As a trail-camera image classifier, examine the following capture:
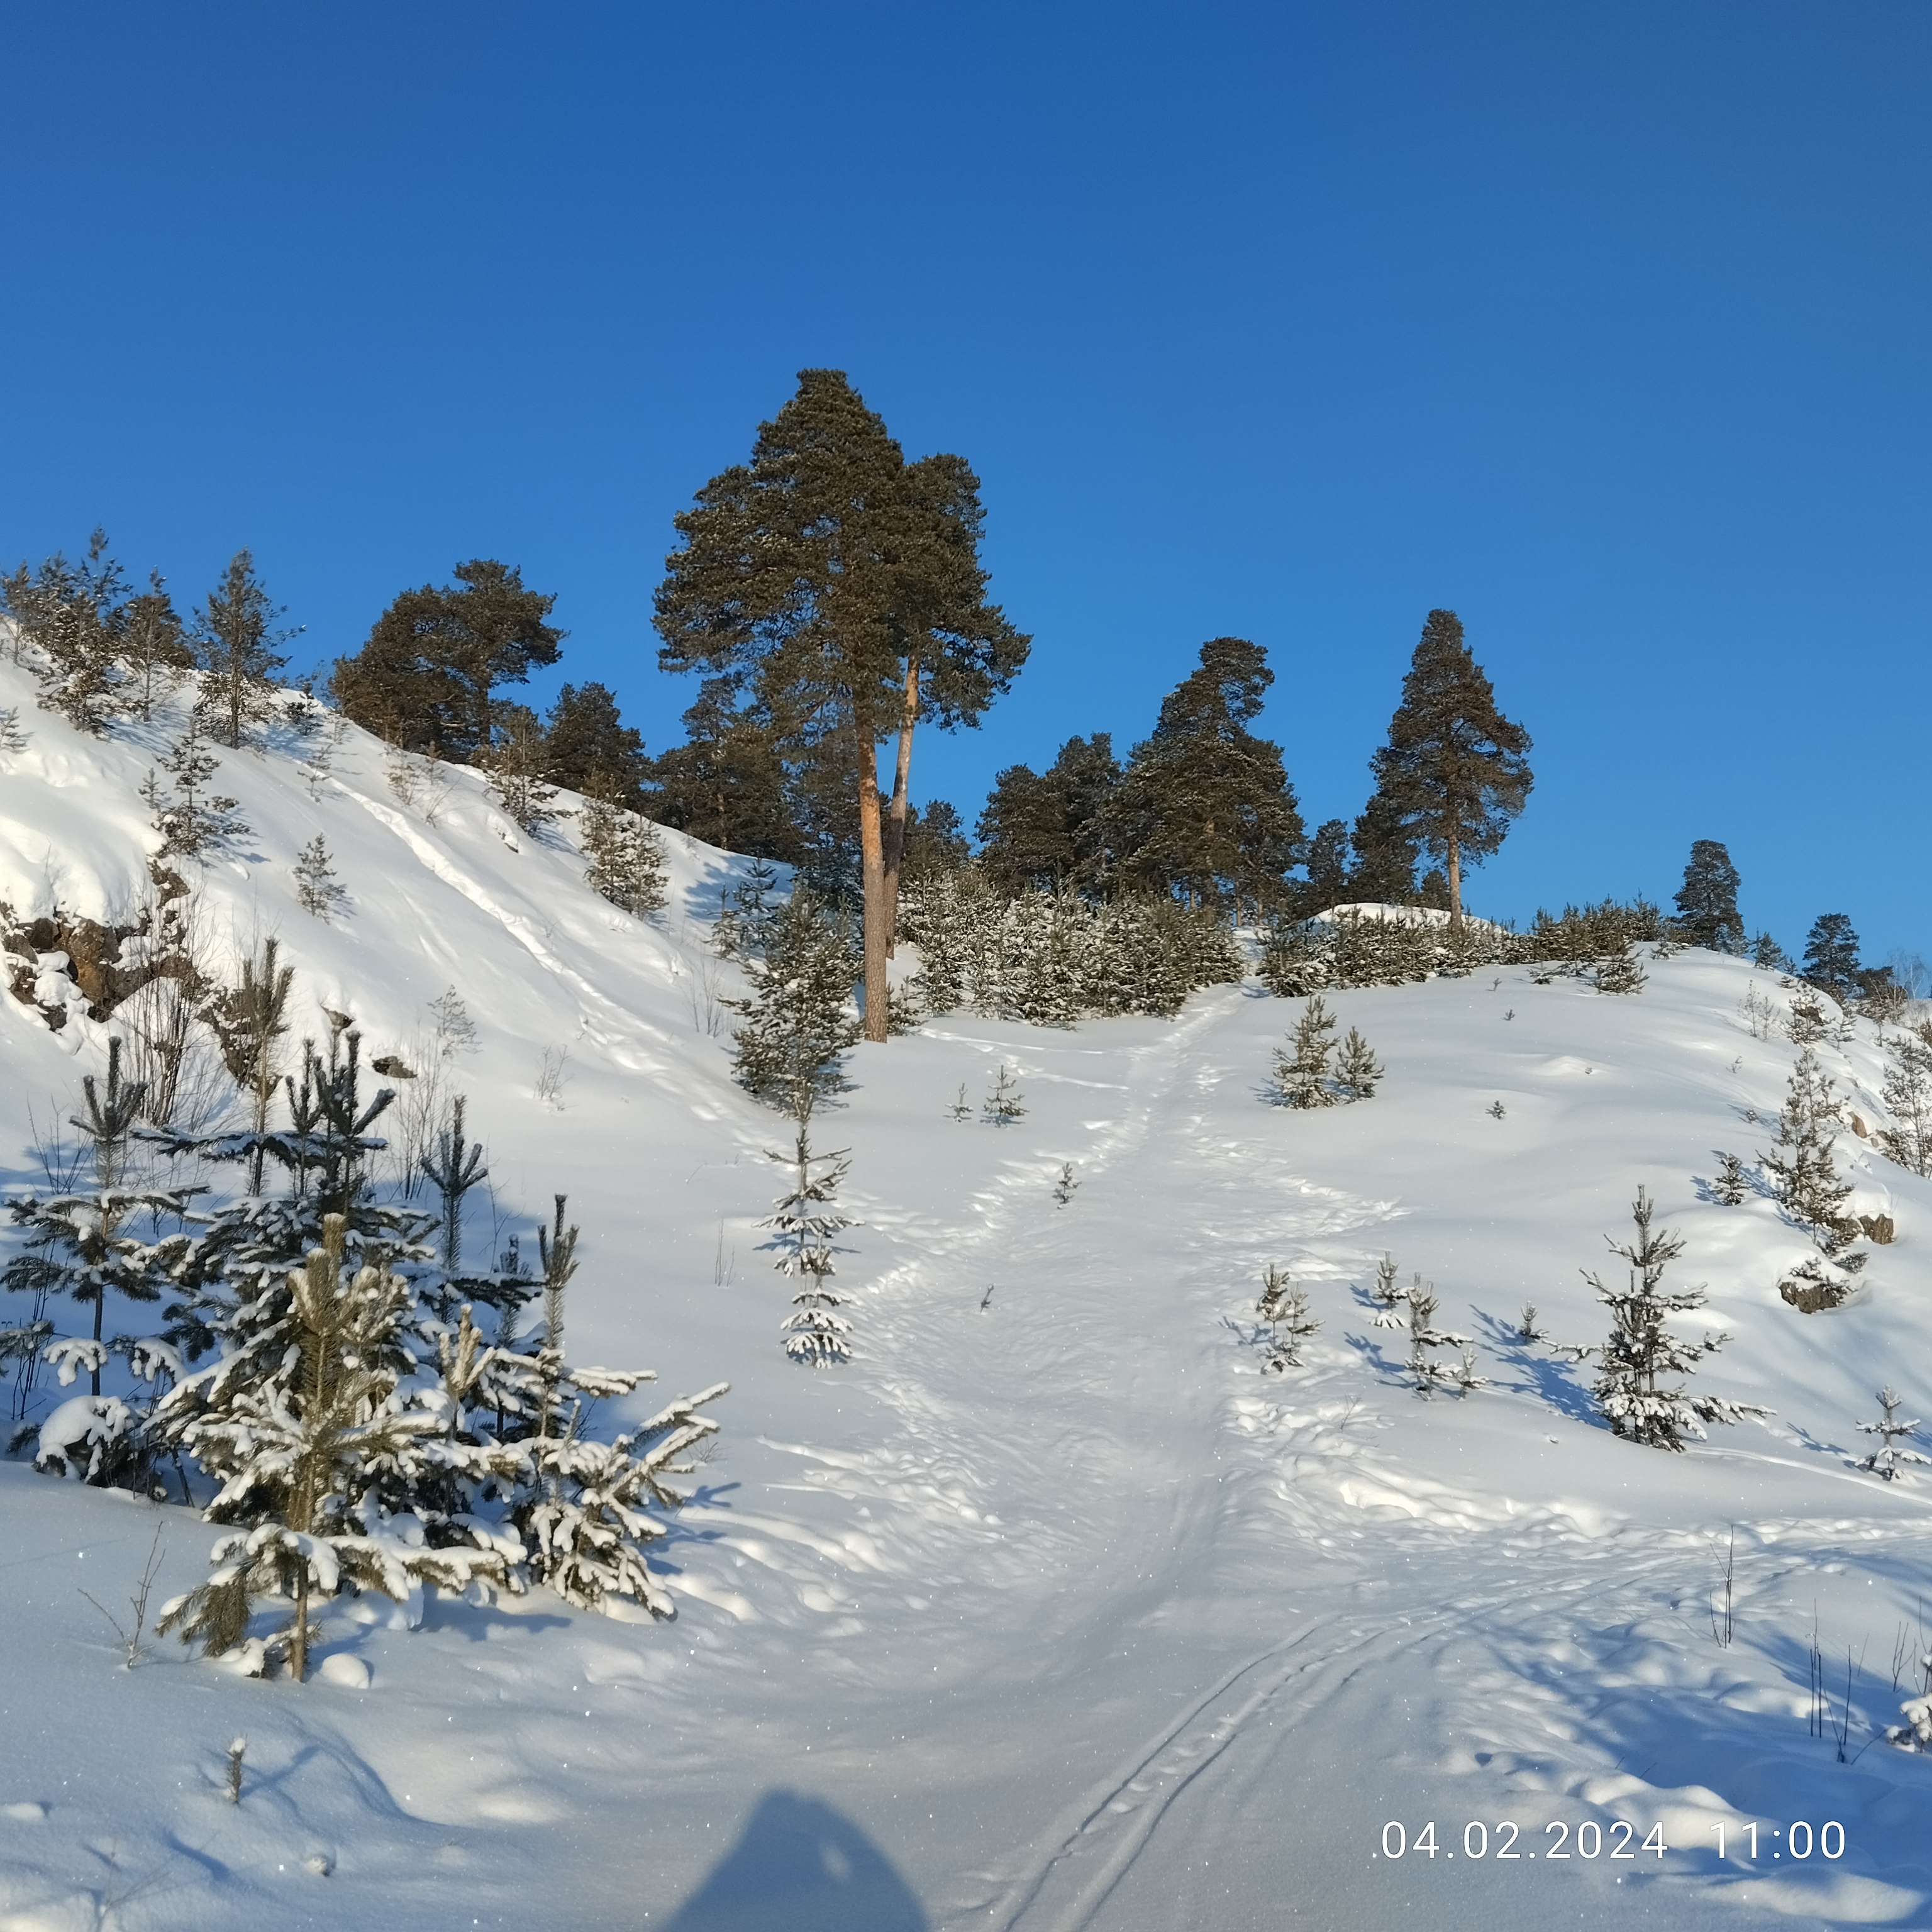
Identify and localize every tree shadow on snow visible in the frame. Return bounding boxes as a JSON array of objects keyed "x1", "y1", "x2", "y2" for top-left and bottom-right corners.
[
  {"x1": 665, "y1": 1789, "x2": 928, "y2": 1932},
  {"x1": 1468, "y1": 1308, "x2": 1601, "y2": 1425}
]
